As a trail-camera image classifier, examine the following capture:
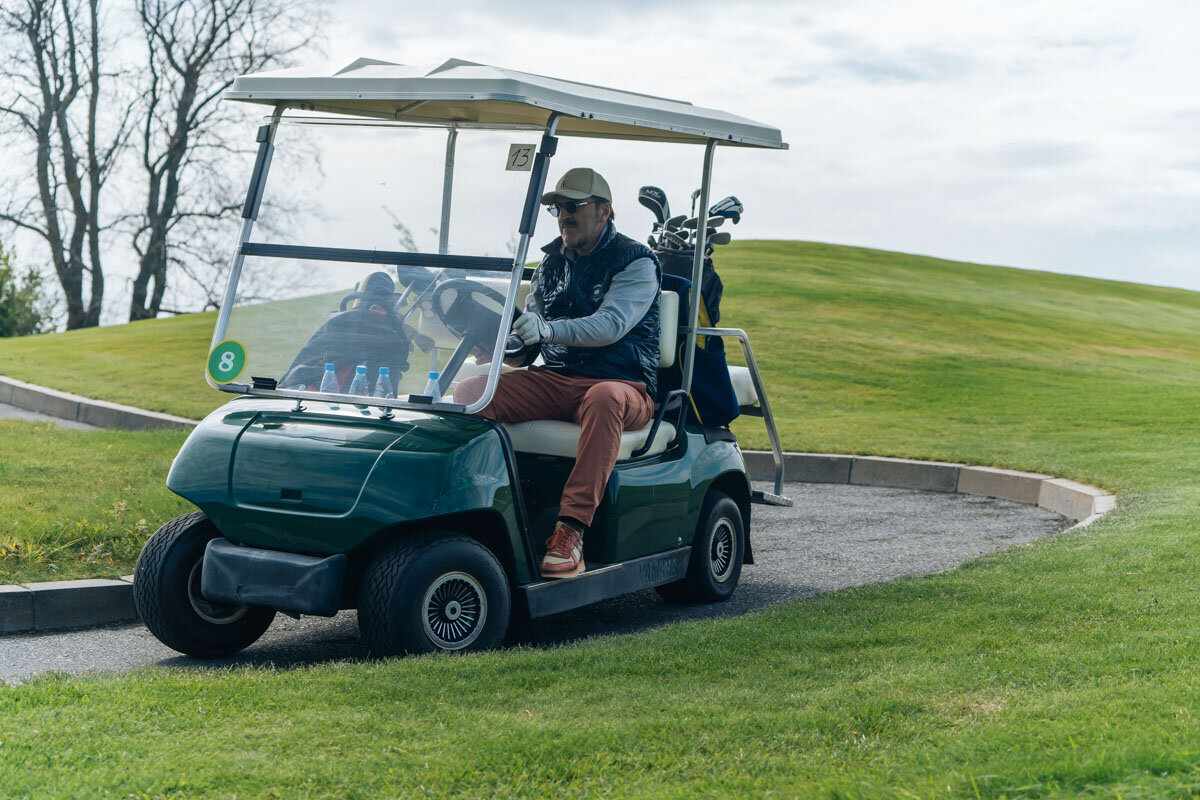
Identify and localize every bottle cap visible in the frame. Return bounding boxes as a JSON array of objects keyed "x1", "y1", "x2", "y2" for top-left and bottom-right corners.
[
  {"x1": 379, "y1": 367, "x2": 389, "y2": 375},
  {"x1": 324, "y1": 363, "x2": 335, "y2": 370},
  {"x1": 428, "y1": 371, "x2": 438, "y2": 379},
  {"x1": 356, "y1": 365, "x2": 366, "y2": 373}
]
